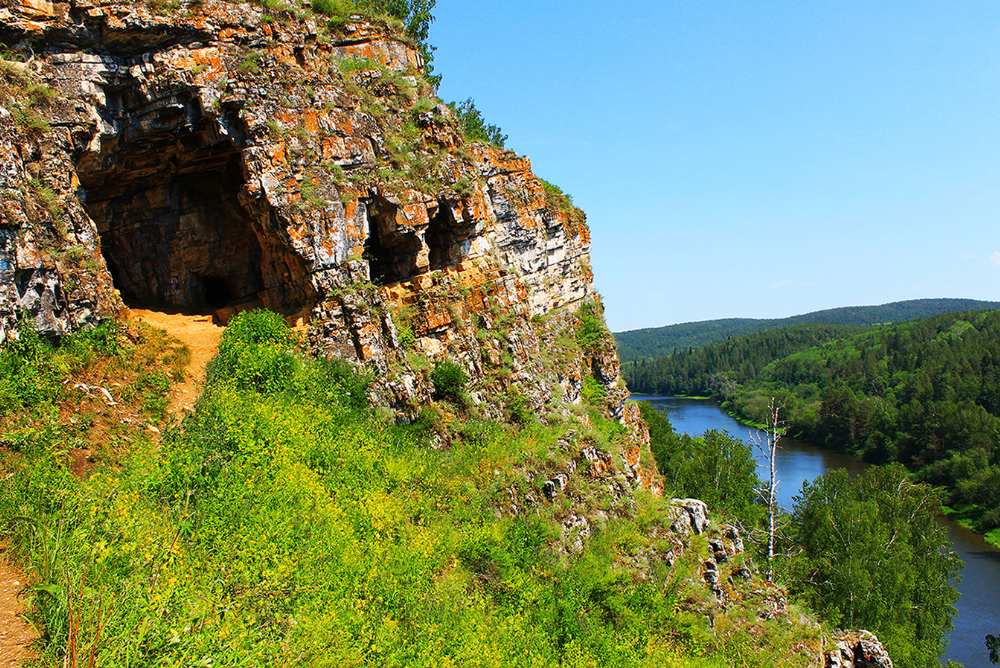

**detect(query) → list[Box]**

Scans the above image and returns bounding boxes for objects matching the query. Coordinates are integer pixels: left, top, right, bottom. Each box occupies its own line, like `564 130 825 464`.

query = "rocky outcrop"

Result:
0 4 898 664
0 0 656 492
826 631 894 668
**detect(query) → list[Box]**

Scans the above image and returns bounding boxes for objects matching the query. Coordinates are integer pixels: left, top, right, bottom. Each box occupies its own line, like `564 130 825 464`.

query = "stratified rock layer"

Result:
0 0 654 485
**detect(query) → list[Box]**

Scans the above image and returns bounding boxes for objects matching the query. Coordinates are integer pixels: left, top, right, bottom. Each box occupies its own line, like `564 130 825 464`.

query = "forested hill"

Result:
629 308 1000 541
623 323 867 396
614 298 1000 362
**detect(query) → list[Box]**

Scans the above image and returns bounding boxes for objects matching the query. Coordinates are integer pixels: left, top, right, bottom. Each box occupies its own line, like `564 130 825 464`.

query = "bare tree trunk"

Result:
751 397 786 582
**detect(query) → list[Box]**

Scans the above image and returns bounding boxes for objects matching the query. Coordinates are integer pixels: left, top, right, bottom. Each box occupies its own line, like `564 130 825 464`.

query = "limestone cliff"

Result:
0 2 892 665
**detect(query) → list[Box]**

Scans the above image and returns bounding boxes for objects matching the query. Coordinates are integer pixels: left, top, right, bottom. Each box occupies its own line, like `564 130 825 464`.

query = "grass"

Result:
238 51 263 75
0 56 56 139
941 503 1000 548
0 311 827 666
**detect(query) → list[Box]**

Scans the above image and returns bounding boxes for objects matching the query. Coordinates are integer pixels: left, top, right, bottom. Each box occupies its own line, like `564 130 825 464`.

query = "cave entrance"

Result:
427 200 471 271
364 198 421 285
77 94 315 318
82 144 266 310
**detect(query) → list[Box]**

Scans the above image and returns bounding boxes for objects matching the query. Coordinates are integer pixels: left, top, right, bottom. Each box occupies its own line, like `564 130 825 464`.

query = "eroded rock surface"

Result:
0 0 656 493
826 630 894 668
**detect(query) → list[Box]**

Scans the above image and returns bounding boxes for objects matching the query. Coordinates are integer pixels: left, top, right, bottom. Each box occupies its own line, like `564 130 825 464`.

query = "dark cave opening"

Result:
76 92 316 316
364 198 475 286
198 274 238 308
364 199 421 286
427 200 470 271
83 144 267 309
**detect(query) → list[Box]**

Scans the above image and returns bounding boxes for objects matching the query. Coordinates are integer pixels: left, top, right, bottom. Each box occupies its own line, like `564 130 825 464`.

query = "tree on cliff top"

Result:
376 0 436 42
448 98 507 148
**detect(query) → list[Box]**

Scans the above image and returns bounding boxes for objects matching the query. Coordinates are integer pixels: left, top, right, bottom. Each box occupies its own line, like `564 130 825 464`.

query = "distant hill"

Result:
614 298 1000 362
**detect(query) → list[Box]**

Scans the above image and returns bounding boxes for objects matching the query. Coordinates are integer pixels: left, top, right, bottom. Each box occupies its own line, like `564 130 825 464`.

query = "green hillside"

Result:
614 298 1000 362
1 310 838 667
629 308 1000 545
622 323 868 396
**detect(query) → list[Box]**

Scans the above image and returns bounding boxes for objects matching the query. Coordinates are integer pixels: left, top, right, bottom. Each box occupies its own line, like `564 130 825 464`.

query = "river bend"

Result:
633 396 1000 668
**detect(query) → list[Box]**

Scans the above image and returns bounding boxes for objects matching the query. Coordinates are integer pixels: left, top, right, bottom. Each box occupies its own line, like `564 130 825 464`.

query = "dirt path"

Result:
129 307 224 417
0 544 36 667
0 308 225 666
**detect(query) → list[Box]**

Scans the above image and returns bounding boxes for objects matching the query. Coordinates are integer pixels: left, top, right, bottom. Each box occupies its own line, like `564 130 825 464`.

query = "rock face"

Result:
0 0 654 484
825 631 894 668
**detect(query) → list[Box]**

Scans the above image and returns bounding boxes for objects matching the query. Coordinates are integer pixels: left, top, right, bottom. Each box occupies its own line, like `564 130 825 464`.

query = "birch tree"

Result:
748 397 786 582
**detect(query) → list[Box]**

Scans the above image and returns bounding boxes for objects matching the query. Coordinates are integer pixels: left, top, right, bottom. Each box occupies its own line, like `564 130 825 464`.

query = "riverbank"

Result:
941 504 1000 549
630 392 713 400
633 395 1000 668
712 397 1000 550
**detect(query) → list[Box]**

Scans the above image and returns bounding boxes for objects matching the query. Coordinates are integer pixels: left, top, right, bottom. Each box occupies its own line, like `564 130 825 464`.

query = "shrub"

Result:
413 97 435 113
576 302 607 350
301 356 372 410
505 388 533 424
431 360 468 403
211 310 299 393
581 376 606 404
237 51 263 74
0 322 59 413
312 0 353 20
447 98 506 148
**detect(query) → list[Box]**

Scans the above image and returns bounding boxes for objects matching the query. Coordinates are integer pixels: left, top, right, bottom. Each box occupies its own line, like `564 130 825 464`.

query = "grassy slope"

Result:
0 311 825 667
614 298 1000 362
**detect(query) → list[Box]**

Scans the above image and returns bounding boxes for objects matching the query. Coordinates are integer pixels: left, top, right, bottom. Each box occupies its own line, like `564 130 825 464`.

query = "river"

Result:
633 395 1000 668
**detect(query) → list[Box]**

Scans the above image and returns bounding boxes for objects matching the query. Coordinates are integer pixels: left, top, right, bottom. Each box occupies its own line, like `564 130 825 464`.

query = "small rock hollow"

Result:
365 198 473 286
427 200 469 271
364 198 420 285
77 89 314 314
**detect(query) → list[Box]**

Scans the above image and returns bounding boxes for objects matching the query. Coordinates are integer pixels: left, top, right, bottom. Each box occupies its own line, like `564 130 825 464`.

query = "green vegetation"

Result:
447 98 507 148
623 323 865 396
0 54 56 138
237 50 263 74
4 311 832 666
0 319 180 424
788 465 961 668
430 360 468 403
576 300 610 351
641 401 962 667
614 298 1000 362
628 308 1000 544
309 0 438 81
639 402 763 530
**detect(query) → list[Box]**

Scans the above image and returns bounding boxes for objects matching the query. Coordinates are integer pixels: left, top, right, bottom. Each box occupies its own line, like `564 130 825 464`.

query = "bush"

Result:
0 323 59 413
576 302 607 350
300 356 373 410
581 376 606 404
447 98 506 148
211 310 299 393
505 389 533 424
431 360 468 403
237 51 263 74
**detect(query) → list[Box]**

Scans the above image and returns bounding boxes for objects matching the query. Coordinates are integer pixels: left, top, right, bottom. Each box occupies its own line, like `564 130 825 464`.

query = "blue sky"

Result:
429 1 1000 332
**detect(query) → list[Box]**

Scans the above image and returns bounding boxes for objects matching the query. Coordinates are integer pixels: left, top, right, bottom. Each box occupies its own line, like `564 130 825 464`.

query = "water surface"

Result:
633 395 1000 667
